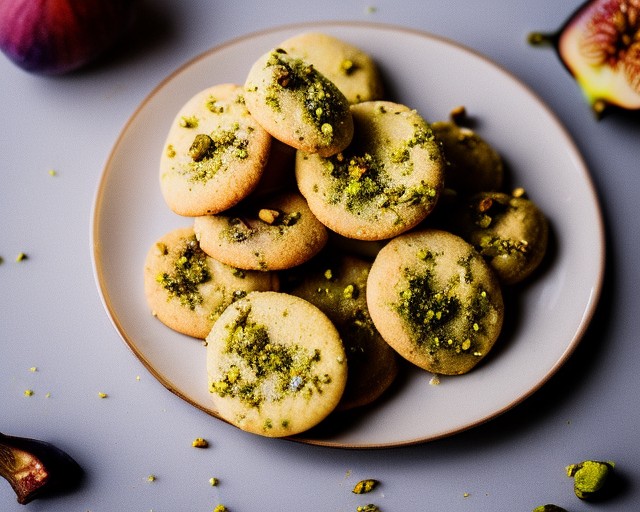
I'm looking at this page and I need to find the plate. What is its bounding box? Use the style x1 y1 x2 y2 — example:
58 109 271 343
91 22 604 448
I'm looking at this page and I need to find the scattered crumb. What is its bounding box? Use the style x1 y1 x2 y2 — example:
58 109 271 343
98 392 108 399
192 437 209 448
463 492 470 498
213 505 227 512
0 256 4 265
209 477 219 486
147 474 157 482
15 252 28 262
24 389 34 397
429 374 441 386
48 169 57 177
136 375 141 381
45 392 51 398
29 366 38 372
352 479 379 494
365 6 377 14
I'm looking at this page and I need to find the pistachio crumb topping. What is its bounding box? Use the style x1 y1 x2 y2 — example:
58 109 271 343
156 236 210 310
209 306 326 408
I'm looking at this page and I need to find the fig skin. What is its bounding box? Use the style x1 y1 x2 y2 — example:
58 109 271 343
0 0 138 75
0 432 83 504
529 0 640 117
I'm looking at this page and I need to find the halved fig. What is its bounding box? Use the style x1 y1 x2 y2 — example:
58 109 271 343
0 432 82 504
529 0 640 117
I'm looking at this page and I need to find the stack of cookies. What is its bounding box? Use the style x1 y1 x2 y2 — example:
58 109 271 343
144 32 548 438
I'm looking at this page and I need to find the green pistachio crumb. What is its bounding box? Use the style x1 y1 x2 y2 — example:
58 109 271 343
24 389 34 397
147 474 156 482
209 477 219 486
532 506 567 512
179 115 199 128
356 505 380 512
15 252 27 262
213 505 227 512
566 460 615 499
352 479 379 494
192 437 209 448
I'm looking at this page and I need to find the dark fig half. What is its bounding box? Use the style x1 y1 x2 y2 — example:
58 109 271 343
529 0 640 117
0 432 83 504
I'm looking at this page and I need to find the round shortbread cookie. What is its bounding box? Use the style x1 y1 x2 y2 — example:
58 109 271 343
160 84 271 216
295 101 445 241
366 229 504 375
285 252 398 410
278 32 384 104
452 191 549 285
193 191 328 271
206 291 347 437
431 120 504 195
244 48 353 157
143 227 278 339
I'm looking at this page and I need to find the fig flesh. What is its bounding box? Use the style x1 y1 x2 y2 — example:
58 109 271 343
0 0 138 74
529 0 640 117
0 432 82 504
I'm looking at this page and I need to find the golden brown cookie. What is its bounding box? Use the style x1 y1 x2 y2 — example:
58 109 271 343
193 191 328 271
431 120 504 195
143 227 278 338
244 48 353 156
296 100 445 240
206 291 347 437
278 32 384 103
285 252 398 410
160 84 272 216
366 229 504 375
452 191 549 284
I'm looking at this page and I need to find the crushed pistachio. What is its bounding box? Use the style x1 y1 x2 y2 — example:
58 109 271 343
48 169 57 177
566 460 615 499
209 307 326 408
209 477 219 486
24 389 34 397
166 144 176 158
352 479 379 494
356 505 380 512
15 252 27 262
264 50 349 143
340 59 356 75
147 474 156 483
192 438 209 448
179 115 198 128
213 505 227 512
29 367 37 372
258 208 280 224
98 392 108 398
532 506 567 512
156 236 210 310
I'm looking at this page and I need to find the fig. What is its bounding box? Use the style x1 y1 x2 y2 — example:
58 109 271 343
529 0 640 117
0 0 138 74
0 432 83 504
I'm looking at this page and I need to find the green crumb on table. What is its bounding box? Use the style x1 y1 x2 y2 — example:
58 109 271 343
352 479 379 494
356 505 380 512
98 392 108 398
147 474 156 482
213 505 227 512
532 505 567 512
209 477 219 486
48 169 57 176
24 389 34 397
566 459 615 499
191 437 209 448
29 366 37 372
15 252 27 262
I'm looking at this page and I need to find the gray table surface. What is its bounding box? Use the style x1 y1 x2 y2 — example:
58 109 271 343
1 1 638 510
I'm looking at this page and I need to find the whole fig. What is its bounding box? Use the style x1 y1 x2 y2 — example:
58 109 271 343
0 0 138 74
529 0 640 117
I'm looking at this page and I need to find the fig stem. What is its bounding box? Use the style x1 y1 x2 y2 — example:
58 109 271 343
527 31 557 47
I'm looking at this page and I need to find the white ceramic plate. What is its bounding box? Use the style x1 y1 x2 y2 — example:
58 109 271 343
91 22 604 448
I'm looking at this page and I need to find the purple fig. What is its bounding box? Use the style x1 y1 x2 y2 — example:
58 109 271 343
0 0 138 75
529 0 640 117
0 432 82 504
